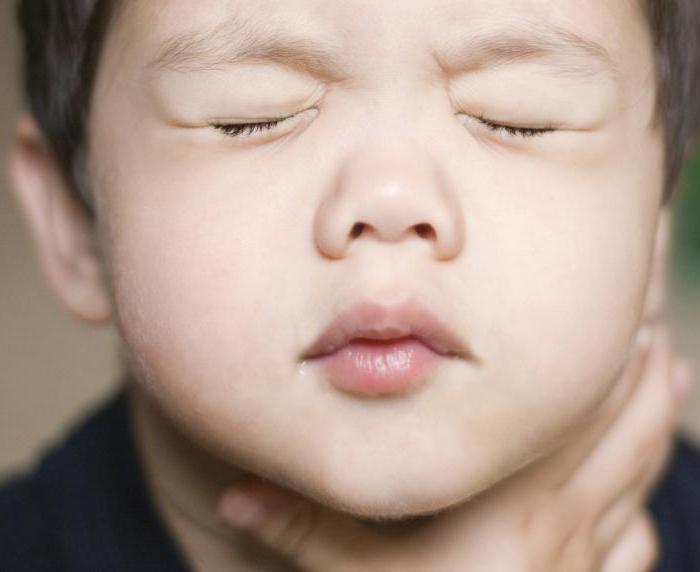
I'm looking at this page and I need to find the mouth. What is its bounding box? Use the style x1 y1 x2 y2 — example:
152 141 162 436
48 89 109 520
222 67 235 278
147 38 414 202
300 298 473 397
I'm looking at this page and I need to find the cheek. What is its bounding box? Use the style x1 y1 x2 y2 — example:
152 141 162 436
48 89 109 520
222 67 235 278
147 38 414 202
103 174 305 431
467 159 659 450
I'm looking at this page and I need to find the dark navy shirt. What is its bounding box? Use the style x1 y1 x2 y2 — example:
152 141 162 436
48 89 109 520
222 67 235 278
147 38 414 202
1 386 700 571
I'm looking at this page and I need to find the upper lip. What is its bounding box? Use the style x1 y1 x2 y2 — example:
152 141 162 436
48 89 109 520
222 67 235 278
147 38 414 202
301 298 473 360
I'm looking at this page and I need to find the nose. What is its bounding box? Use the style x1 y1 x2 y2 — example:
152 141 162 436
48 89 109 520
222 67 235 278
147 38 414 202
313 148 465 261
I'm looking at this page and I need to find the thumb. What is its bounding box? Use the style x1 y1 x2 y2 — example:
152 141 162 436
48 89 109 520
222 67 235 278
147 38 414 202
217 479 388 572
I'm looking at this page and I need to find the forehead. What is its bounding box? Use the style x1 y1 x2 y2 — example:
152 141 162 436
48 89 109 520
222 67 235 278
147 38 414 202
111 0 652 83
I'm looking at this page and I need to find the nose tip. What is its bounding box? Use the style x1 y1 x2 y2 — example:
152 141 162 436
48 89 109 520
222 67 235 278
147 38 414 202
313 150 465 260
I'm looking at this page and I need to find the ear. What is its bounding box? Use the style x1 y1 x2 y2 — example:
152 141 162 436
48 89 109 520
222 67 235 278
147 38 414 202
641 205 672 323
7 114 112 325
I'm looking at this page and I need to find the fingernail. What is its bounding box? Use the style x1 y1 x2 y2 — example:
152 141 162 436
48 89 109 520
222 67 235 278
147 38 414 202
673 359 695 400
635 323 653 351
219 491 268 529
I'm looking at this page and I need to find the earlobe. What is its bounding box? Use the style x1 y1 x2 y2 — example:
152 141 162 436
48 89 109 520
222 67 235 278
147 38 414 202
8 115 112 325
641 207 672 323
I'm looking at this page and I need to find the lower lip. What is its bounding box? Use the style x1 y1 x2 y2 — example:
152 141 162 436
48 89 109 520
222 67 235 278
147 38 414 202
309 337 443 397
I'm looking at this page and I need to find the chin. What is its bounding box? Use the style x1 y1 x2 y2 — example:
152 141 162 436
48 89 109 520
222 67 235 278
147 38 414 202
282 452 499 522
303 486 459 522
276 429 549 525
307 476 482 524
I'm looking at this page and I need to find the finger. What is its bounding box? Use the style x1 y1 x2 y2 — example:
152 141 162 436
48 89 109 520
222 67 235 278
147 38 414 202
567 327 676 513
599 511 660 572
593 430 674 552
593 358 693 551
529 322 654 489
217 479 391 572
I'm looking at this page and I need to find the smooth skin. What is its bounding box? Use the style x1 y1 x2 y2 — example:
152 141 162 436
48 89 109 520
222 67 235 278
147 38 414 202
6 0 696 569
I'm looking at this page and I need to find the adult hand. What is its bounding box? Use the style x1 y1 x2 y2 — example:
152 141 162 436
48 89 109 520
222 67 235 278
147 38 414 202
217 324 694 572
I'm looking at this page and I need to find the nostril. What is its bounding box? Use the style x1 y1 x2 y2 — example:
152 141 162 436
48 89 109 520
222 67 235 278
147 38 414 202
414 223 436 240
350 222 365 238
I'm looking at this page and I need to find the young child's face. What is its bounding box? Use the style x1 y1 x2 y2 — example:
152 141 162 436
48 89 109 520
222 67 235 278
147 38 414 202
89 0 664 517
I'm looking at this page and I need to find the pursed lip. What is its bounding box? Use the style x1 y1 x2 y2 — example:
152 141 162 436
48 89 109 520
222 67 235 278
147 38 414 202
300 298 474 361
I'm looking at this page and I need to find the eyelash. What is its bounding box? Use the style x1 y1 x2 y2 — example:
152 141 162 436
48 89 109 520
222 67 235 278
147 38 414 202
210 113 558 139
211 117 291 138
473 114 558 138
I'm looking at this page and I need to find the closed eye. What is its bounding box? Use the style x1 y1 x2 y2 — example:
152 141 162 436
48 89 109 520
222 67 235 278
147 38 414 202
211 115 292 138
471 114 558 138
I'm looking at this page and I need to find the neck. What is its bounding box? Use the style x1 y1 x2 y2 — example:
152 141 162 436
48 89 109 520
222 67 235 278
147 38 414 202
125 377 299 572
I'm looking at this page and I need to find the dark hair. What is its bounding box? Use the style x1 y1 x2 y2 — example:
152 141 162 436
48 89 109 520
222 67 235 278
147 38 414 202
16 0 700 218
16 0 116 219
643 0 700 203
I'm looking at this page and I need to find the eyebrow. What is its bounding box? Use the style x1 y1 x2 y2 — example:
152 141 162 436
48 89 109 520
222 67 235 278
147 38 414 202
145 15 350 81
145 15 619 84
435 22 620 81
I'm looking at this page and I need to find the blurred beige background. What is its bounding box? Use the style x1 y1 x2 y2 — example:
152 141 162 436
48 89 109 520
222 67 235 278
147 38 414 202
1 1 700 480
